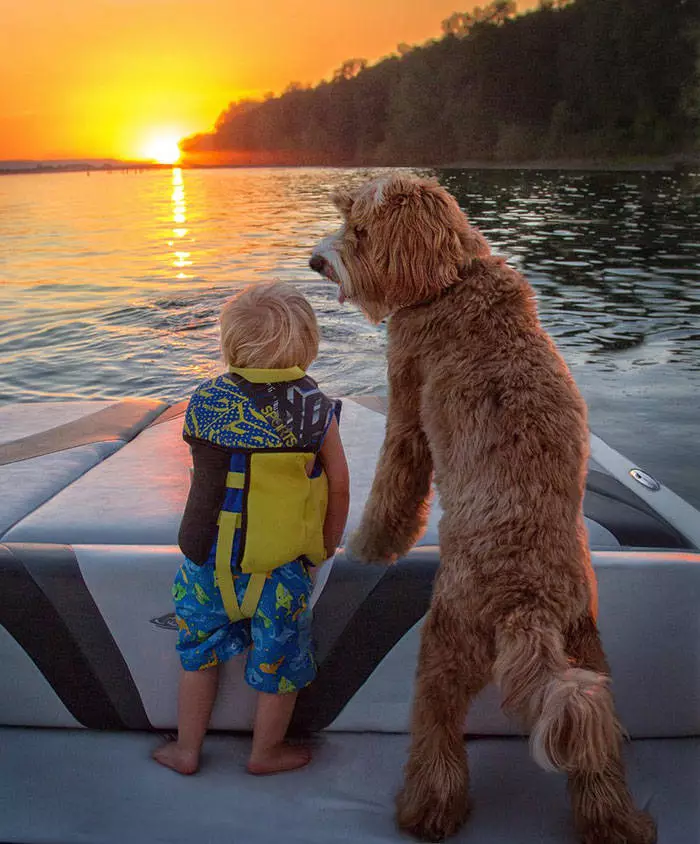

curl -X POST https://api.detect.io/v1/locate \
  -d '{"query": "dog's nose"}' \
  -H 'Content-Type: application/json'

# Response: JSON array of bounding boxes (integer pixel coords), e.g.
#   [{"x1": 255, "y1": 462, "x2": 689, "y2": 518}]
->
[{"x1": 309, "y1": 253, "x2": 325, "y2": 274}]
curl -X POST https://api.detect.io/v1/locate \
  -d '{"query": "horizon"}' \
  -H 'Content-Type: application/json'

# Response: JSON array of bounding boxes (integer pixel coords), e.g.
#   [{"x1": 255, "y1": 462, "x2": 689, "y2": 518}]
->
[{"x1": 1, "y1": 0, "x2": 540, "y2": 163}]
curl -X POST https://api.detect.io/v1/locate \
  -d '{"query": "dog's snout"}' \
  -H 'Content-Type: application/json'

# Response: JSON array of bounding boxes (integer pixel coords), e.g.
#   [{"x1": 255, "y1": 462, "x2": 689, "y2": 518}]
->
[{"x1": 309, "y1": 253, "x2": 326, "y2": 274}]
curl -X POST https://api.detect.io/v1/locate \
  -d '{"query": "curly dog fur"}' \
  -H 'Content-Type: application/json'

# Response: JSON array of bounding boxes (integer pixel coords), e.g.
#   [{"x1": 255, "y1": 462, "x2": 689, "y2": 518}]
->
[{"x1": 310, "y1": 174, "x2": 656, "y2": 844}]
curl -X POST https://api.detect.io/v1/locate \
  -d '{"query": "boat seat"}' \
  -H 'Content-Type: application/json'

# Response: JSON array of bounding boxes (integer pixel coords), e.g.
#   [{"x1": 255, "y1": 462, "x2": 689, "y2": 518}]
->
[
  {"x1": 1, "y1": 729, "x2": 695, "y2": 844},
  {"x1": 0, "y1": 545, "x2": 697, "y2": 738},
  {"x1": 1, "y1": 398, "x2": 620, "y2": 549},
  {"x1": 0, "y1": 546, "x2": 698, "y2": 844},
  {"x1": 0, "y1": 400, "x2": 166, "y2": 540}
]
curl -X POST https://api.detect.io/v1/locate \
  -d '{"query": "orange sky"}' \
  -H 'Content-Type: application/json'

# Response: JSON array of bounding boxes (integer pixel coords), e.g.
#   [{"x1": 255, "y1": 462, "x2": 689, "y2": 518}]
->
[{"x1": 0, "y1": 0, "x2": 538, "y2": 161}]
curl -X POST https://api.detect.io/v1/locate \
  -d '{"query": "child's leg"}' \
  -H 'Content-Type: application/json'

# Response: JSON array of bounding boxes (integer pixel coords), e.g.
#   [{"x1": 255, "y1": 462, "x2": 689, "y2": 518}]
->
[
  {"x1": 247, "y1": 690, "x2": 310, "y2": 775},
  {"x1": 155, "y1": 556, "x2": 251, "y2": 773},
  {"x1": 245, "y1": 560, "x2": 317, "y2": 775},
  {"x1": 153, "y1": 664, "x2": 220, "y2": 774}
]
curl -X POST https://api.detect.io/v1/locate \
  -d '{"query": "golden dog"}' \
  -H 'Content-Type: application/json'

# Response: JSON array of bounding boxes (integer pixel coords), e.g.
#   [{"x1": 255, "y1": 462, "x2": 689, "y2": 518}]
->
[{"x1": 310, "y1": 174, "x2": 656, "y2": 844}]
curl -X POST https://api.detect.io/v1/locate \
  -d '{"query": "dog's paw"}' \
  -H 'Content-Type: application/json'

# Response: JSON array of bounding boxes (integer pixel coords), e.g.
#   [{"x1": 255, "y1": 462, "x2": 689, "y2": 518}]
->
[
  {"x1": 346, "y1": 529, "x2": 398, "y2": 566},
  {"x1": 578, "y1": 809, "x2": 657, "y2": 844},
  {"x1": 396, "y1": 776, "x2": 470, "y2": 842}
]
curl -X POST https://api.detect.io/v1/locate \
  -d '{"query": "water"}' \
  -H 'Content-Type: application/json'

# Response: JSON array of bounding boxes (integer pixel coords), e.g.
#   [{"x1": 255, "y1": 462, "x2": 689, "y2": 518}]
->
[{"x1": 1, "y1": 167, "x2": 699, "y2": 505}]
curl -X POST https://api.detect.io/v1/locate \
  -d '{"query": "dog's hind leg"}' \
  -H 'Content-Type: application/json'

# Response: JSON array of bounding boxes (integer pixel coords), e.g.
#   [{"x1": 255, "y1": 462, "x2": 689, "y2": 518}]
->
[
  {"x1": 396, "y1": 600, "x2": 491, "y2": 842},
  {"x1": 565, "y1": 615, "x2": 657, "y2": 844}
]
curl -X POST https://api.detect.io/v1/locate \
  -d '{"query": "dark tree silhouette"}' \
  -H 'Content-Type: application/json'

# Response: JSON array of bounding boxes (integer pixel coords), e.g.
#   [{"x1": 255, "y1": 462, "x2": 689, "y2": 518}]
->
[
  {"x1": 333, "y1": 58, "x2": 368, "y2": 81},
  {"x1": 181, "y1": 0, "x2": 699, "y2": 166}
]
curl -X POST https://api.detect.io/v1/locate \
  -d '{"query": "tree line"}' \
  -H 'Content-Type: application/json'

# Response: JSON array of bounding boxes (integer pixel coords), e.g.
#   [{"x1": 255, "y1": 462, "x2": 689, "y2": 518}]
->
[{"x1": 182, "y1": 0, "x2": 699, "y2": 166}]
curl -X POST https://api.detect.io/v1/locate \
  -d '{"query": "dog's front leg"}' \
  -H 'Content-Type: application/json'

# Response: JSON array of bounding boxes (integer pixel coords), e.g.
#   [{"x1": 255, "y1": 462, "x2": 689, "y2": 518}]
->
[{"x1": 348, "y1": 345, "x2": 432, "y2": 564}]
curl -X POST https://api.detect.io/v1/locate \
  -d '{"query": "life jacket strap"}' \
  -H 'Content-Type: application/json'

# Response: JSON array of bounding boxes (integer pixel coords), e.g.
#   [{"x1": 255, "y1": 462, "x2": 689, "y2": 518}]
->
[
  {"x1": 216, "y1": 467, "x2": 267, "y2": 622},
  {"x1": 216, "y1": 511, "x2": 243, "y2": 621},
  {"x1": 226, "y1": 471, "x2": 245, "y2": 489},
  {"x1": 239, "y1": 572, "x2": 267, "y2": 619}
]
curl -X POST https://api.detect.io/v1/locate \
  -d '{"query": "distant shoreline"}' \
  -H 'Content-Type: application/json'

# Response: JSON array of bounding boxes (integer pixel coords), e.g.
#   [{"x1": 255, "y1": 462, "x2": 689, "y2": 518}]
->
[
  {"x1": 0, "y1": 161, "x2": 173, "y2": 177},
  {"x1": 1, "y1": 154, "x2": 698, "y2": 177},
  {"x1": 438, "y1": 156, "x2": 699, "y2": 172}
]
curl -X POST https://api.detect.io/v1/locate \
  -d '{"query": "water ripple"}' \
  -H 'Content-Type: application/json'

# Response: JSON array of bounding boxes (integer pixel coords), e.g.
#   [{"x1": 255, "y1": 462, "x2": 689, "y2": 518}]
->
[{"x1": 0, "y1": 166, "x2": 698, "y2": 404}]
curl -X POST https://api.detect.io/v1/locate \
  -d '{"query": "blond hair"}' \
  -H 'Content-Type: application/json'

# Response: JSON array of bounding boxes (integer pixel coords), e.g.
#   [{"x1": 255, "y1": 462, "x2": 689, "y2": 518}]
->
[{"x1": 219, "y1": 282, "x2": 319, "y2": 370}]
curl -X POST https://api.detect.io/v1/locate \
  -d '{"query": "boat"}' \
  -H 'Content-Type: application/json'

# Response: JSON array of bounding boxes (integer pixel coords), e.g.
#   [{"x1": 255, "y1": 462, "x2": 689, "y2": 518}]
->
[{"x1": 1, "y1": 395, "x2": 698, "y2": 843}]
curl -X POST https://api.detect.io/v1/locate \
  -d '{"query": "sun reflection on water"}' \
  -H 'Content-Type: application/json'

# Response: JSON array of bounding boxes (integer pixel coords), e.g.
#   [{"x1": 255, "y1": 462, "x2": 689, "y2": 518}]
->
[{"x1": 170, "y1": 167, "x2": 191, "y2": 277}]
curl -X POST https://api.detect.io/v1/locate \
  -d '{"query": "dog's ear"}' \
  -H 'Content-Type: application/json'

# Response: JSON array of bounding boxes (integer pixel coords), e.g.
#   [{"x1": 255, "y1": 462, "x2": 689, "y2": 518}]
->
[
  {"x1": 371, "y1": 177, "x2": 489, "y2": 309},
  {"x1": 331, "y1": 188, "x2": 354, "y2": 217},
  {"x1": 370, "y1": 174, "x2": 427, "y2": 211}
]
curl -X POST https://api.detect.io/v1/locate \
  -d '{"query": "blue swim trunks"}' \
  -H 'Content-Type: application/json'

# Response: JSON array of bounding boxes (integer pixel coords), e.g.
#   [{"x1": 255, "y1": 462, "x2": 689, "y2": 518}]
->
[{"x1": 171, "y1": 557, "x2": 316, "y2": 694}]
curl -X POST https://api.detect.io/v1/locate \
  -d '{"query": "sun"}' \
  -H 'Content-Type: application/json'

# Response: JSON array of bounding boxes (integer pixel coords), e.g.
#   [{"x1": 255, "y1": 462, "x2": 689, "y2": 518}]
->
[{"x1": 141, "y1": 132, "x2": 182, "y2": 165}]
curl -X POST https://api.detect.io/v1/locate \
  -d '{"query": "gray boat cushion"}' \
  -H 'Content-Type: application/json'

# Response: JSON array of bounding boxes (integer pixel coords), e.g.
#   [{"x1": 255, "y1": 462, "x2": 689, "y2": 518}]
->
[
  {"x1": 318, "y1": 551, "x2": 700, "y2": 738},
  {"x1": 342, "y1": 400, "x2": 618, "y2": 548},
  {"x1": 71, "y1": 544, "x2": 257, "y2": 731},
  {"x1": 348, "y1": 398, "x2": 691, "y2": 550},
  {"x1": 0, "y1": 544, "x2": 150, "y2": 730},
  {"x1": 3, "y1": 417, "x2": 192, "y2": 545},
  {"x1": 0, "y1": 626, "x2": 80, "y2": 728},
  {"x1": 146, "y1": 398, "x2": 188, "y2": 426},
  {"x1": 0, "y1": 398, "x2": 167, "y2": 466},
  {"x1": 1, "y1": 544, "x2": 693, "y2": 736},
  {"x1": 0, "y1": 729, "x2": 695, "y2": 844},
  {"x1": 0, "y1": 443, "x2": 122, "y2": 539},
  {"x1": 0, "y1": 401, "x2": 114, "y2": 446},
  {"x1": 2, "y1": 399, "x2": 617, "y2": 548}
]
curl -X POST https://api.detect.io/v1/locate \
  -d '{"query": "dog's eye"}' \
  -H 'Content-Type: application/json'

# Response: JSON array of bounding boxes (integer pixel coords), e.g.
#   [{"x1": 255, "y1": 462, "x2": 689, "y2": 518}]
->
[{"x1": 353, "y1": 226, "x2": 366, "y2": 239}]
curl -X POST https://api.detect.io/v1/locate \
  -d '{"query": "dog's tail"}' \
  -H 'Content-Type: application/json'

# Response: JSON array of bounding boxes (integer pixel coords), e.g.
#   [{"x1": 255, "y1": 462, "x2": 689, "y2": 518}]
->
[{"x1": 493, "y1": 621, "x2": 619, "y2": 774}]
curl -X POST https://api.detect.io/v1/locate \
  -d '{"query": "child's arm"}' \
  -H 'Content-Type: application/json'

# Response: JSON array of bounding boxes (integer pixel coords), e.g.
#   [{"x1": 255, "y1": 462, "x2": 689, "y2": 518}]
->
[{"x1": 319, "y1": 416, "x2": 350, "y2": 559}]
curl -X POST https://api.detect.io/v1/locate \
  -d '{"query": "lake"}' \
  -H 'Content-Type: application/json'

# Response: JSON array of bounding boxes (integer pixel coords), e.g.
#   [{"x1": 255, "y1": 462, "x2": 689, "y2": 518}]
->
[{"x1": 1, "y1": 166, "x2": 698, "y2": 505}]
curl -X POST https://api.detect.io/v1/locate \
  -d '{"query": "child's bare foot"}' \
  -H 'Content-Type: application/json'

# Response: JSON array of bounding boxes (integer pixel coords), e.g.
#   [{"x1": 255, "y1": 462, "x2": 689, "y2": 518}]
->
[
  {"x1": 152, "y1": 741, "x2": 200, "y2": 775},
  {"x1": 247, "y1": 742, "x2": 311, "y2": 775}
]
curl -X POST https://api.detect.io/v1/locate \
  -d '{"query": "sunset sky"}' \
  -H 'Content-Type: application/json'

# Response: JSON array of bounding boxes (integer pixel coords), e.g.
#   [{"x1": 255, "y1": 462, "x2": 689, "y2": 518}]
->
[{"x1": 1, "y1": 0, "x2": 539, "y2": 162}]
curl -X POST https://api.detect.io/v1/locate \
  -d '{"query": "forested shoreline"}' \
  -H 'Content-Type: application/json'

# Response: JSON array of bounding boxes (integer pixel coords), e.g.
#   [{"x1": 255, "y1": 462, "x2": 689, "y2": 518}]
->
[{"x1": 182, "y1": 0, "x2": 699, "y2": 167}]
